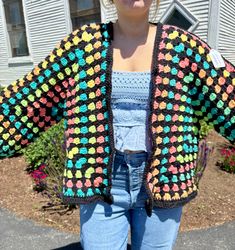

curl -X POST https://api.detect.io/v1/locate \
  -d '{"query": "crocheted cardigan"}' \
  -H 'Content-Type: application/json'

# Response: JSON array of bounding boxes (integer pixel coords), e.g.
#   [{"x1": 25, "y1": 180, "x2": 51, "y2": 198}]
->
[{"x1": 0, "y1": 21, "x2": 234, "y2": 216}]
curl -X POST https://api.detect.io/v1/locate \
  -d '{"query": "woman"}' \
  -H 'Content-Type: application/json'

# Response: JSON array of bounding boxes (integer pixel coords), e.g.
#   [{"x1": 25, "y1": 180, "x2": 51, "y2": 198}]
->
[
  {"x1": 79, "y1": 0, "x2": 184, "y2": 249},
  {"x1": 0, "y1": 0, "x2": 234, "y2": 249}
]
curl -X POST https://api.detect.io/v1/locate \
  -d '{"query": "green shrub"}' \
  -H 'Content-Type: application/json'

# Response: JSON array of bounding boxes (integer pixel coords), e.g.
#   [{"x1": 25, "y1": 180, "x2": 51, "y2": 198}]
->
[
  {"x1": 22, "y1": 119, "x2": 65, "y2": 171},
  {"x1": 199, "y1": 120, "x2": 214, "y2": 139},
  {"x1": 22, "y1": 120, "x2": 74, "y2": 212}
]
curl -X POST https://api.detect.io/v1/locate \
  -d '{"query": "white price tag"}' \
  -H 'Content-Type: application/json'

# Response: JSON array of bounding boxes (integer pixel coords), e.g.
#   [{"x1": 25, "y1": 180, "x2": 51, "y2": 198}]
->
[{"x1": 209, "y1": 49, "x2": 225, "y2": 68}]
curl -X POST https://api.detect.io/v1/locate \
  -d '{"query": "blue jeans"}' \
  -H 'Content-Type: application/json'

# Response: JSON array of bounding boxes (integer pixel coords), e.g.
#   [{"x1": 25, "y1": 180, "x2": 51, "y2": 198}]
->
[{"x1": 80, "y1": 149, "x2": 183, "y2": 250}]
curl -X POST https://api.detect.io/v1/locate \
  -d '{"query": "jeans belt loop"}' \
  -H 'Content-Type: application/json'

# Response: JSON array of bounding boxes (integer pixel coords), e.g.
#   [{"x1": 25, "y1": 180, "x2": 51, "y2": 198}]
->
[{"x1": 145, "y1": 198, "x2": 153, "y2": 217}]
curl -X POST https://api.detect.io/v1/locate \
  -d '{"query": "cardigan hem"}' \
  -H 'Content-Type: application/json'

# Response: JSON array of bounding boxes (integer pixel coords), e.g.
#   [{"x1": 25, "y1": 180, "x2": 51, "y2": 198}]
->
[
  {"x1": 60, "y1": 193, "x2": 114, "y2": 206},
  {"x1": 60, "y1": 189, "x2": 198, "y2": 208}
]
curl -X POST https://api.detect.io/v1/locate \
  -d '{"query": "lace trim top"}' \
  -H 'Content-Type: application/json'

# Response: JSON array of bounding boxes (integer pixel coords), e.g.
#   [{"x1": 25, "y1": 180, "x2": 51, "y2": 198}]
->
[{"x1": 111, "y1": 70, "x2": 152, "y2": 152}]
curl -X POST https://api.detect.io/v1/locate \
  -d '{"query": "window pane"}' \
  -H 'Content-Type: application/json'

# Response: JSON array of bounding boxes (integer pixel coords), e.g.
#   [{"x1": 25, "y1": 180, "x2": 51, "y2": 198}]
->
[
  {"x1": 77, "y1": 0, "x2": 94, "y2": 10},
  {"x1": 3, "y1": 0, "x2": 29, "y2": 57},
  {"x1": 69, "y1": 0, "x2": 101, "y2": 30},
  {"x1": 165, "y1": 9, "x2": 192, "y2": 30}
]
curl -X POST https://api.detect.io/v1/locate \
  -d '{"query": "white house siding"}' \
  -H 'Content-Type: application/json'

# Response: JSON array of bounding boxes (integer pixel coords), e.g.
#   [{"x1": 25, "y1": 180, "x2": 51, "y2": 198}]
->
[
  {"x1": 0, "y1": 0, "x2": 69, "y2": 86},
  {"x1": 1, "y1": 1, "x2": 234, "y2": 86},
  {"x1": 25, "y1": 0, "x2": 69, "y2": 63},
  {"x1": 101, "y1": 0, "x2": 210, "y2": 41},
  {"x1": 217, "y1": 0, "x2": 235, "y2": 64}
]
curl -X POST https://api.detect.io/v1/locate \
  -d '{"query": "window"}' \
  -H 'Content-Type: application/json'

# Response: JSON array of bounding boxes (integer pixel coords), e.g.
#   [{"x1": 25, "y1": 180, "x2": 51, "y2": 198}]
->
[
  {"x1": 165, "y1": 9, "x2": 192, "y2": 30},
  {"x1": 159, "y1": 0, "x2": 199, "y2": 32},
  {"x1": 3, "y1": 0, "x2": 29, "y2": 57},
  {"x1": 69, "y1": 0, "x2": 101, "y2": 29}
]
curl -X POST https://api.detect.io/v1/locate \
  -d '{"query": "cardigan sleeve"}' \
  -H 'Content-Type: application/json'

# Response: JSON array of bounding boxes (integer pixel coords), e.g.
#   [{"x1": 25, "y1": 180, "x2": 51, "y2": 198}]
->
[
  {"x1": 0, "y1": 29, "x2": 80, "y2": 159},
  {"x1": 187, "y1": 32, "x2": 235, "y2": 144}
]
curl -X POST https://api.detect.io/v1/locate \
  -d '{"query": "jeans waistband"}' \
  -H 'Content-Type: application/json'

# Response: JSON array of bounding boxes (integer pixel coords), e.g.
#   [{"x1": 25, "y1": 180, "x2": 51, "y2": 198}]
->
[{"x1": 114, "y1": 148, "x2": 148, "y2": 156}]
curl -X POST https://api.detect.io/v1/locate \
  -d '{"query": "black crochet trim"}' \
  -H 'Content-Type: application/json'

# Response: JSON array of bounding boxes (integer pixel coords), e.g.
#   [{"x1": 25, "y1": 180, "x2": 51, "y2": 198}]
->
[
  {"x1": 101, "y1": 21, "x2": 115, "y2": 203},
  {"x1": 60, "y1": 188, "x2": 197, "y2": 208},
  {"x1": 142, "y1": 21, "x2": 163, "y2": 217},
  {"x1": 60, "y1": 192, "x2": 114, "y2": 206}
]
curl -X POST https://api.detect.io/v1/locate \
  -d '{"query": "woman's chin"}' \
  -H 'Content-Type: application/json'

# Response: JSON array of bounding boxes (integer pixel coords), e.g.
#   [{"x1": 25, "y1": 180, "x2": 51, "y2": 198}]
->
[
  {"x1": 121, "y1": 0, "x2": 149, "y2": 8},
  {"x1": 115, "y1": 0, "x2": 152, "y2": 15},
  {"x1": 124, "y1": 3, "x2": 149, "y2": 13}
]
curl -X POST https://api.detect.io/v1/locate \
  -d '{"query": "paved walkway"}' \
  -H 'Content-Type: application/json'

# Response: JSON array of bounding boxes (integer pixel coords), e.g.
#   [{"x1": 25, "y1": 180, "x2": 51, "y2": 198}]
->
[{"x1": 0, "y1": 207, "x2": 234, "y2": 250}]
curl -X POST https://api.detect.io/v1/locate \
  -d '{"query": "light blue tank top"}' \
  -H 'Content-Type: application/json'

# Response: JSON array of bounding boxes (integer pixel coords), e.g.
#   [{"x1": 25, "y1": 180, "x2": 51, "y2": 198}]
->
[{"x1": 111, "y1": 70, "x2": 152, "y2": 153}]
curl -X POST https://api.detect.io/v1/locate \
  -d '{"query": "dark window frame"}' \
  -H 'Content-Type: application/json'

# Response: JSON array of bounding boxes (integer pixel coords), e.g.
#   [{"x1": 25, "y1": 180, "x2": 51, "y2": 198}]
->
[
  {"x1": 159, "y1": 0, "x2": 199, "y2": 32},
  {"x1": 69, "y1": 0, "x2": 101, "y2": 29},
  {"x1": 165, "y1": 8, "x2": 192, "y2": 30},
  {"x1": 3, "y1": 0, "x2": 29, "y2": 57}
]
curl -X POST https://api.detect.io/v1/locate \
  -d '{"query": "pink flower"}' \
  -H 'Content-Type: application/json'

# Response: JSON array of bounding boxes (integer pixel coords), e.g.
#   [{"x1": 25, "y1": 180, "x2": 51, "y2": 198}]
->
[
  {"x1": 220, "y1": 149, "x2": 227, "y2": 156},
  {"x1": 229, "y1": 160, "x2": 235, "y2": 166},
  {"x1": 226, "y1": 149, "x2": 231, "y2": 157}
]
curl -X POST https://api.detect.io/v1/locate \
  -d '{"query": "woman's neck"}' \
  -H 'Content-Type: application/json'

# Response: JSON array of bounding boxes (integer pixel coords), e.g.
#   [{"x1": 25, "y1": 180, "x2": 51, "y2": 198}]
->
[{"x1": 114, "y1": 14, "x2": 151, "y2": 40}]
